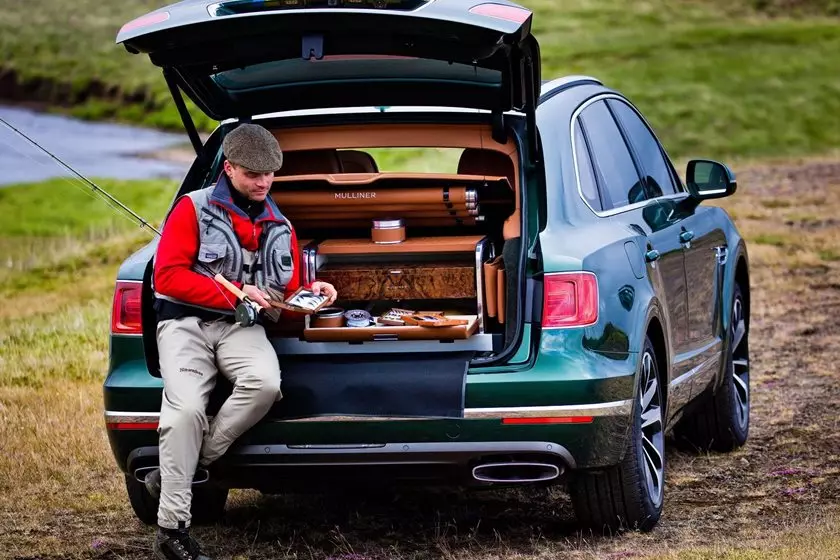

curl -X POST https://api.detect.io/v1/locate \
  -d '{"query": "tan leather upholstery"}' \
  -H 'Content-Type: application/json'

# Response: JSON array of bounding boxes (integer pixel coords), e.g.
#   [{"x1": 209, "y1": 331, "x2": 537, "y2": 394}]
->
[
  {"x1": 316, "y1": 236, "x2": 485, "y2": 255},
  {"x1": 273, "y1": 172, "x2": 508, "y2": 186},
  {"x1": 457, "y1": 148, "x2": 516, "y2": 187},
  {"x1": 276, "y1": 149, "x2": 342, "y2": 176},
  {"x1": 338, "y1": 150, "x2": 378, "y2": 173},
  {"x1": 265, "y1": 124, "x2": 522, "y2": 239}
]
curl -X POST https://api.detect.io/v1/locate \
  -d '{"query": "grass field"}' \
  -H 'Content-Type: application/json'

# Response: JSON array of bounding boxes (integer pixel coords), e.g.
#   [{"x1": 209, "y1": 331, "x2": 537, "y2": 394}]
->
[
  {"x1": 1, "y1": 0, "x2": 839, "y2": 159},
  {"x1": 1, "y1": 158, "x2": 840, "y2": 558}
]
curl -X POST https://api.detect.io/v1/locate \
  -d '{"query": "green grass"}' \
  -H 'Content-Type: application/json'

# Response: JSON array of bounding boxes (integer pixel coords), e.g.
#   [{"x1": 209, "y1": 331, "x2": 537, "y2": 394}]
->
[
  {"x1": 0, "y1": 178, "x2": 174, "y2": 237},
  {"x1": 0, "y1": 178, "x2": 173, "y2": 285},
  {"x1": 366, "y1": 148, "x2": 464, "y2": 173},
  {"x1": 752, "y1": 232, "x2": 791, "y2": 246},
  {"x1": 1, "y1": 0, "x2": 839, "y2": 160},
  {"x1": 818, "y1": 248, "x2": 840, "y2": 261}
]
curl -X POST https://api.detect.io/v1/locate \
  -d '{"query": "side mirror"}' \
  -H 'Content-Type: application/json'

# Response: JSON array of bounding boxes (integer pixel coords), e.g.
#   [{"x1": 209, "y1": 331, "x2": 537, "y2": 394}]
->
[{"x1": 686, "y1": 159, "x2": 736, "y2": 200}]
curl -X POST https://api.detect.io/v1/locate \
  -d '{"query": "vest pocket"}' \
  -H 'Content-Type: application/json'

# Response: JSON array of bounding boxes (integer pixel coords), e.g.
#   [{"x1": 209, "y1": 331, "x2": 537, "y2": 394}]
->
[
  {"x1": 198, "y1": 243, "x2": 227, "y2": 264},
  {"x1": 271, "y1": 247, "x2": 294, "y2": 288}
]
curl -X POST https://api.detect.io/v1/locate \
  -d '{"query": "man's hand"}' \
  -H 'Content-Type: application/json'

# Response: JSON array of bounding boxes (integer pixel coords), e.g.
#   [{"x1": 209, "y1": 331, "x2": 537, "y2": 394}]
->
[
  {"x1": 310, "y1": 281, "x2": 338, "y2": 305},
  {"x1": 242, "y1": 284, "x2": 271, "y2": 308}
]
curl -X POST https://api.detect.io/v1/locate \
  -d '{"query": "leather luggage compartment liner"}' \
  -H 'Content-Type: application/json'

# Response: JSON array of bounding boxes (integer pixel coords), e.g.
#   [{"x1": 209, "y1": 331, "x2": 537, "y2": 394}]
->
[{"x1": 270, "y1": 172, "x2": 513, "y2": 226}]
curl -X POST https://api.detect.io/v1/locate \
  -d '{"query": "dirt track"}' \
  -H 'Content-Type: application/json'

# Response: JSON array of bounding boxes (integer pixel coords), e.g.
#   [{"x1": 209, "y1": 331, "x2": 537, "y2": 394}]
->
[{"x1": 4, "y1": 158, "x2": 840, "y2": 559}]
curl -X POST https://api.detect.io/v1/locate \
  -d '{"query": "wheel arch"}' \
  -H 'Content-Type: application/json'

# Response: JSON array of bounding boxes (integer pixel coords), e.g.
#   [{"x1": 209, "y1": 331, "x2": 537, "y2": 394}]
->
[
  {"x1": 735, "y1": 254, "x2": 750, "y2": 332},
  {"x1": 644, "y1": 313, "x2": 669, "y2": 420}
]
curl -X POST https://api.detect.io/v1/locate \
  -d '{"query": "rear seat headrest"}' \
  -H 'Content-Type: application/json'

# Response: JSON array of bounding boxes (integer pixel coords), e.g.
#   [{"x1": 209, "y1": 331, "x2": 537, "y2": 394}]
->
[
  {"x1": 275, "y1": 149, "x2": 343, "y2": 176},
  {"x1": 338, "y1": 150, "x2": 378, "y2": 173},
  {"x1": 457, "y1": 148, "x2": 515, "y2": 187}
]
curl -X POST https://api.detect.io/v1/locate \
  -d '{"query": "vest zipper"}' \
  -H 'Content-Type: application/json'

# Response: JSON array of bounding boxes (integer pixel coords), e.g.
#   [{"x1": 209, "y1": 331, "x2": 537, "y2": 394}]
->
[{"x1": 201, "y1": 209, "x2": 243, "y2": 282}]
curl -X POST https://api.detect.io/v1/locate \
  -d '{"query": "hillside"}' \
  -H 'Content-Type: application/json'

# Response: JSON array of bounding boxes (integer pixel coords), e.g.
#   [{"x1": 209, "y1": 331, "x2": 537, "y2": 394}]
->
[{"x1": 0, "y1": 0, "x2": 838, "y2": 159}]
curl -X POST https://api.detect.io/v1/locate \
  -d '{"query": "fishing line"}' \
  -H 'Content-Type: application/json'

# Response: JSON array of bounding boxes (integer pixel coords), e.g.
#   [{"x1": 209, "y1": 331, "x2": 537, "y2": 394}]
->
[
  {"x1": 0, "y1": 115, "x2": 240, "y2": 312},
  {"x1": 0, "y1": 133, "x2": 127, "y2": 219},
  {"x1": 0, "y1": 116, "x2": 162, "y2": 236}
]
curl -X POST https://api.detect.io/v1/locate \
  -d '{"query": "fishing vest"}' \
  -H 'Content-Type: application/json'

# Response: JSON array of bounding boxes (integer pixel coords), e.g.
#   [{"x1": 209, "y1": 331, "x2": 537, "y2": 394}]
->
[{"x1": 154, "y1": 178, "x2": 294, "y2": 316}]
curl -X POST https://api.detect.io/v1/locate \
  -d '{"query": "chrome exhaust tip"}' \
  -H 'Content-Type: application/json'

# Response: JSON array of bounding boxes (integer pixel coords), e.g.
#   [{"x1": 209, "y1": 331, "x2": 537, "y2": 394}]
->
[
  {"x1": 132, "y1": 466, "x2": 210, "y2": 485},
  {"x1": 472, "y1": 462, "x2": 562, "y2": 484}
]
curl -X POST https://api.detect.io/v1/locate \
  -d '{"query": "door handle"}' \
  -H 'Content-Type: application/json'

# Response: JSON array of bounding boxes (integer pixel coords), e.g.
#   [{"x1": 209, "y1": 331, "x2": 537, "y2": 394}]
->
[
  {"x1": 645, "y1": 249, "x2": 661, "y2": 263},
  {"x1": 680, "y1": 230, "x2": 695, "y2": 244}
]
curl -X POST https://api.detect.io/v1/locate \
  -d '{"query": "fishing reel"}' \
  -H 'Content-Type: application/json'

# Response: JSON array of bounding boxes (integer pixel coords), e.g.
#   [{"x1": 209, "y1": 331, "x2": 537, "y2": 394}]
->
[{"x1": 234, "y1": 299, "x2": 261, "y2": 328}]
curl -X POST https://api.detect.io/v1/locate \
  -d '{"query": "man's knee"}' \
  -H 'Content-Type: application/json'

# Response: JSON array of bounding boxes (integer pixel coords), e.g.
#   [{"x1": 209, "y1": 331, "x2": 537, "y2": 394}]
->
[
  {"x1": 160, "y1": 396, "x2": 208, "y2": 432},
  {"x1": 240, "y1": 370, "x2": 281, "y2": 403}
]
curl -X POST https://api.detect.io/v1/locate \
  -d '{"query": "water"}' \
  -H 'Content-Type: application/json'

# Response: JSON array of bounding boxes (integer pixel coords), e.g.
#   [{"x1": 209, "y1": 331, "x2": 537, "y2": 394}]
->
[{"x1": 0, "y1": 105, "x2": 192, "y2": 186}]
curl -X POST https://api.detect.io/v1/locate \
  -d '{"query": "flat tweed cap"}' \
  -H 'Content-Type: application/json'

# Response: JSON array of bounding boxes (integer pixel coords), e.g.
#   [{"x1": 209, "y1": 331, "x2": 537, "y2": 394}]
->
[{"x1": 223, "y1": 124, "x2": 283, "y2": 173}]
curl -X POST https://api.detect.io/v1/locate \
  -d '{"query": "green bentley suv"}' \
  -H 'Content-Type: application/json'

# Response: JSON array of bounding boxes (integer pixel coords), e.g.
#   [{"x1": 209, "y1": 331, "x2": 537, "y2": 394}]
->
[{"x1": 105, "y1": 0, "x2": 751, "y2": 533}]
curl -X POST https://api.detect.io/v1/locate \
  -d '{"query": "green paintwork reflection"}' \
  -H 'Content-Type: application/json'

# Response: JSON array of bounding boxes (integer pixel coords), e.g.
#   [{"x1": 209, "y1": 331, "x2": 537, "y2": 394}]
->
[
  {"x1": 507, "y1": 323, "x2": 532, "y2": 364},
  {"x1": 583, "y1": 323, "x2": 630, "y2": 356}
]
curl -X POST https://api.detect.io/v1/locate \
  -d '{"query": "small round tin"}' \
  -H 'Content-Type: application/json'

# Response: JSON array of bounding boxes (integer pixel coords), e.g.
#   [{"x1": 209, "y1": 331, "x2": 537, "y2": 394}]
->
[
  {"x1": 311, "y1": 307, "x2": 345, "y2": 328},
  {"x1": 371, "y1": 218, "x2": 405, "y2": 244}
]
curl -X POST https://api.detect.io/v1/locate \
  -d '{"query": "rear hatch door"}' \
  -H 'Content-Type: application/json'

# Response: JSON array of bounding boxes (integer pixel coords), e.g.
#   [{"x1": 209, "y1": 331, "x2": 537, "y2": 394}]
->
[{"x1": 117, "y1": 0, "x2": 541, "y2": 120}]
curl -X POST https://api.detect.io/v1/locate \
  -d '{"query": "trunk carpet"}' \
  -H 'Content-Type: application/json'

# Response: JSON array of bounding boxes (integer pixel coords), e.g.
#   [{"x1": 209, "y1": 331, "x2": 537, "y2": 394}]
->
[{"x1": 270, "y1": 352, "x2": 473, "y2": 419}]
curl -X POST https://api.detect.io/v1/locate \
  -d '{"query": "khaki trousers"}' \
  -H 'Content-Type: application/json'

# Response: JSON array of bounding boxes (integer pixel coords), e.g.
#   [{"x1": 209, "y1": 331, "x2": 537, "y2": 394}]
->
[{"x1": 155, "y1": 317, "x2": 282, "y2": 529}]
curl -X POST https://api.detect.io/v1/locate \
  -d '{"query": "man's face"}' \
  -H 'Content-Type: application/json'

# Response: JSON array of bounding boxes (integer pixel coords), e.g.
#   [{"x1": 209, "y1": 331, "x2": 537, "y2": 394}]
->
[{"x1": 224, "y1": 160, "x2": 274, "y2": 202}]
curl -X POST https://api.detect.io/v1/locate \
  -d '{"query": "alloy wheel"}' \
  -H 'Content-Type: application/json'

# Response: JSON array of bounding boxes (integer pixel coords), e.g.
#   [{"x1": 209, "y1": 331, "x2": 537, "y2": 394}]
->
[
  {"x1": 639, "y1": 351, "x2": 665, "y2": 507},
  {"x1": 731, "y1": 295, "x2": 750, "y2": 430}
]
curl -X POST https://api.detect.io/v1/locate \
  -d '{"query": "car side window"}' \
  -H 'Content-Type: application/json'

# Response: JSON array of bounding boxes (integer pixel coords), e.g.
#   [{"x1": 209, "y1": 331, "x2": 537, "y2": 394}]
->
[
  {"x1": 573, "y1": 120, "x2": 603, "y2": 212},
  {"x1": 579, "y1": 101, "x2": 644, "y2": 211},
  {"x1": 608, "y1": 100, "x2": 677, "y2": 197}
]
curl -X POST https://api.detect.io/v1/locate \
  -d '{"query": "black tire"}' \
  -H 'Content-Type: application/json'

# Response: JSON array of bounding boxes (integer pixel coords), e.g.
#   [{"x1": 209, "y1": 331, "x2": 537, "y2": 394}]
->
[
  {"x1": 569, "y1": 336, "x2": 665, "y2": 533},
  {"x1": 125, "y1": 474, "x2": 159, "y2": 526},
  {"x1": 124, "y1": 473, "x2": 229, "y2": 526},
  {"x1": 675, "y1": 283, "x2": 749, "y2": 452}
]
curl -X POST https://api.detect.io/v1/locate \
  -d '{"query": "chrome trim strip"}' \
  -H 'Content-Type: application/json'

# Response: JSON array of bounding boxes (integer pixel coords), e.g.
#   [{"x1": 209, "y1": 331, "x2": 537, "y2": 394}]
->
[
  {"x1": 104, "y1": 412, "x2": 160, "y2": 423},
  {"x1": 464, "y1": 400, "x2": 632, "y2": 419},
  {"x1": 475, "y1": 236, "x2": 488, "y2": 333},
  {"x1": 105, "y1": 400, "x2": 632, "y2": 425},
  {"x1": 281, "y1": 416, "x2": 431, "y2": 423},
  {"x1": 540, "y1": 75, "x2": 603, "y2": 96},
  {"x1": 269, "y1": 334, "x2": 494, "y2": 355},
  {"x1": 670, "y1": 345, "x2": 720, "y2": 388},
  {"x1": 570, "y1": 93, "x2": 687, "y2": 218}
]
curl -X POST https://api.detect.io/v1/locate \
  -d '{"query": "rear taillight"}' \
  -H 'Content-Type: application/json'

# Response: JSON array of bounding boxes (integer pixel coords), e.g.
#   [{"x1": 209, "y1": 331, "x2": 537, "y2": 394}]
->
[
  {"x1": 542, "y1": 272, "x2": 598, "y2": 328},
  {"x1": 468, "y1": 3, "x2": 531, "y2": 23},
  {"x1": 106, "y1": 422, "x2": 159, "y2": 431},
  {"x1": 119, "y1": 11, "x2": 170, "y2": 34},
  {"x1": 111, "y1": 281, "x2": 143, "y2": 335},
  {"x1": 502, "y1": 416, "x2": 594, "y2": 425}
]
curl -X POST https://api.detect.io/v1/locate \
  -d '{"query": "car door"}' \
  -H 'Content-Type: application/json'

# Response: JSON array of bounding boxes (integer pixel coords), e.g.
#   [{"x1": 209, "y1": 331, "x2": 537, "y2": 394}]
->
[
  {"x1": 607, "y1": 98, "x2": 723, "y2": 401},
  {"x1": 677, "y1": 207, "x2": 728, "y2": 395},
  {"x1": 575, "y1": 99, "x2": 692, "y2": 417}
]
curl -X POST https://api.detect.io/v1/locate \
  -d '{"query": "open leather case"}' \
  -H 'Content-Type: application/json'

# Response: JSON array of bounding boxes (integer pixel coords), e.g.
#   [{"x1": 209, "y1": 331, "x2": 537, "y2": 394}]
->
[{"x1": 263, "y1": 146, "x2": 518, "y2": 354}]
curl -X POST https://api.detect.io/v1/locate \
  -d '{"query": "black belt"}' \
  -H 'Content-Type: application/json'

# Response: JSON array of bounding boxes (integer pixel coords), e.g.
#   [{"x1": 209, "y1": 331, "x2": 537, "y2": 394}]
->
[{"x1": 154, "y1": 299, "x2": 235, "y2": 323}]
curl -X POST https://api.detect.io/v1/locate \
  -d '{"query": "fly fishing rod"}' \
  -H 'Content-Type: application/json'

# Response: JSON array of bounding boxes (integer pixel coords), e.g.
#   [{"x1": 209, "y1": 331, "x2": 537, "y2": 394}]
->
[{"x1": 0, "y1": 115, "x2": 267, "y2": 326}]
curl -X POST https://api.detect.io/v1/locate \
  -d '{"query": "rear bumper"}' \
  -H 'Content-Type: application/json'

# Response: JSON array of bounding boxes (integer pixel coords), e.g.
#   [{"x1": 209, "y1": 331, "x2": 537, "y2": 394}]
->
[
  {"x1": 105, "y1": 342, "x2": 639, "y2": 477},
  {"x1": 125, "y1": 440, "x2": 577, "y2": 490},
  {"x1": 106, "y1": 398, "x2": 633, "y2": 480}
]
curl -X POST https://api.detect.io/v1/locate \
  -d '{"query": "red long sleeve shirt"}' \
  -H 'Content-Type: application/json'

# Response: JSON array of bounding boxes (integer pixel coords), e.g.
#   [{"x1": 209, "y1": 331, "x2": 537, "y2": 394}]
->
[{"x1": 154, "y1": 196, "x2": 303, "y2": 312}]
